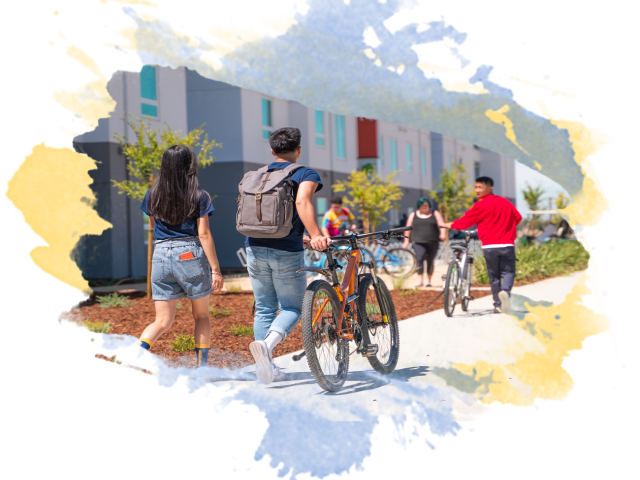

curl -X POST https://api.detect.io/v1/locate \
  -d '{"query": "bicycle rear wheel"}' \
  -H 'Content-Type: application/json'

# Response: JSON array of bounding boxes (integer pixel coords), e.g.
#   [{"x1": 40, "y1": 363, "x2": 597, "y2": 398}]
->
[
  {"x1": 356, "y1": 276, "x2": 400, "y2": 374},
  {"x1": 443, "y1": 260, "x2": 459, "y2": 317},
  {"x1": 381, "y1": 248, "x2": 417, "y2": 277},
  {"x1": 300, "y1": 280, "x2": 349, "y2": 392},
  {"x1": 461, "y1": 260, "x2": 473, "y2": 311}
]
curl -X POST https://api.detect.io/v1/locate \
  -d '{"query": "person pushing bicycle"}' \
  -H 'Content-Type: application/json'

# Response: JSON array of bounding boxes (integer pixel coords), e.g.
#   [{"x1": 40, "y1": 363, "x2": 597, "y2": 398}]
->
[{"x1": 443, "y1": 176, "x2": 522, "y2": 313}]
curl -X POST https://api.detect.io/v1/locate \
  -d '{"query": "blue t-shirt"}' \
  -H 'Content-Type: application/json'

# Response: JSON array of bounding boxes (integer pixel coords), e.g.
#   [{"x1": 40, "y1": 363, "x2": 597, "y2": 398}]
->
[
  {"x1": 141, "y1": 188, "x2": 214, "y2": 241},
  {"x1": 245, "y1": 161, "x2": 323, "y2": 252}
]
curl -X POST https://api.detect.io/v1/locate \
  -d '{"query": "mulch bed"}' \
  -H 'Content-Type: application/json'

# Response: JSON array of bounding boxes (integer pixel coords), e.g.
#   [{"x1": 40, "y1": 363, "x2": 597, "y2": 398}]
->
[{"x1": 62, "y1": 288, "x2": 493, "y2": 370}]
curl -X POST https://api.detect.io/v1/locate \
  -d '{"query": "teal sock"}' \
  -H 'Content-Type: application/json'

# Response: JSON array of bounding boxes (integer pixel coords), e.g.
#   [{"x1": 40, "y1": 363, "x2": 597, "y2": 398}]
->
[
  {"x1": 195, "y1": 345, "x2": 210, "y2": 368},
  {"x1": 136, "y1": 339, "x2": 151, "y2": 358}
]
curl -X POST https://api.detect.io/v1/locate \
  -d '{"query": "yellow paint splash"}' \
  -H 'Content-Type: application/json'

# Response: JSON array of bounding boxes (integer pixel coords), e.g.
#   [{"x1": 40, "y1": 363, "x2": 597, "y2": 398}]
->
[
  {"x1": 534, "y1": 161, "x2": 542, "y2": 171},
  {"x1": 364, "y1": 48, "x2": 376, "y2": 60},
  {"x1": 6, "y1": 145, "x2": 112, "y2": 294},
  {"x1": 485, "y1": 105, "x2": 530, "y2": 155},
  {"x1": 442, "y1": 78, "x2": 487, "y2": 93},
  {"x1": 418, "y1": 60, "x2": 466, "y2": 73},
  {"x1": 502, "y1": 73, "x2": 577, "y2": 100},
  {"x1": 53, "y1": 46, "x2": 115, "y2": 128},
  {"x1": 100, "y1": 0, "x2": 156, "y2": 6}
]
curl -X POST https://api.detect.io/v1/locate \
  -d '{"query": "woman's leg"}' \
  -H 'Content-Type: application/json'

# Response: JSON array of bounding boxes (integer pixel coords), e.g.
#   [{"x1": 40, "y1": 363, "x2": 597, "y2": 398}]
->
[
  {"x1": 413, "y1": 243, "x2": 427, "y2": 286},
  {"x1": 139, "y1": 299, "x2": 178, "y2": 346},
  {"x1": 191, "y1": 295, "x2": 212, "y2": 367},
  {"x1": 425, "y1": 242, "x2": 439, "y2": 285}
]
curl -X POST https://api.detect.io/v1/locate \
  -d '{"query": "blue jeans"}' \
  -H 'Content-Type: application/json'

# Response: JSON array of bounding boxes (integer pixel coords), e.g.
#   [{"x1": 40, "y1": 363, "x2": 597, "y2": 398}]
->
[
  {"x1": 483, "y1": 246, "x2": 516, "y2": 307},
  {"x1": 246, "y1": 247, "x2": 306, "y2": 341}
]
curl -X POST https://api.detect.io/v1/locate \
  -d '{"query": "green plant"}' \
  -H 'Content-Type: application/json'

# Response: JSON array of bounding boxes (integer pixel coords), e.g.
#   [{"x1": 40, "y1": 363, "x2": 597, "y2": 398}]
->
[
  {"x1": 226, "y1": 284, "x2": 242, "y2": 293},
  {"x1": 209, "y1": 306, "x2": 232, "y2": 317},
  {"x1": 431, "y1": 164, "x2": 475, "y2": 224},
  {"x1": 522, "y1": 183, "x2": 546, "y2": 234},
  {"x1": 170, "y1": 334, "x2": 196, "y2": 352},
  {"x1": 555, "y1": 192, "x2": 571, "y2": 211},
  {"x1": 229, "y1": 324, "x2": 254, "y2": 336},
  {"x1": 391, "y1": 275, "x2": 409, "y2": 290},
  {"x1": 176, "y1": 301, "x2": 183, "y2": 310},
  {"x1": 96, "y1": 292, "x2": 132, "y2": 308},
  {"x1": 365, "y1": 303, "x2": 381, "y2": 314},
  {"x1": 398, "y1": 288, "x2": 419, "y2": 296},
  {"x1": 246, "y1": 298, "x2": 255, "y2": 307},
  {"x1": 333, "y1": 169, "x2": 403, "y2": 233},
  {"x1": 84, "y1": 320, "x2": 112, "y2": 333}
]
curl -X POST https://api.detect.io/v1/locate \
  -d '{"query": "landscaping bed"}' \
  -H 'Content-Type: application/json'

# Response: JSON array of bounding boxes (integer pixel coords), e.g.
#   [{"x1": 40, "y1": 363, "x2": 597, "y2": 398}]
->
[{"x1": 63, "y1": 288, "x2": 493, "y2": 370}]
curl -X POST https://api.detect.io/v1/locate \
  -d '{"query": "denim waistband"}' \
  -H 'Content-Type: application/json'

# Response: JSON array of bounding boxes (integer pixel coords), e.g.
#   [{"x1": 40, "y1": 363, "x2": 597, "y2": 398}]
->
[{"x1": 154, "y1": 236, "x2": 201, "y2": 247}]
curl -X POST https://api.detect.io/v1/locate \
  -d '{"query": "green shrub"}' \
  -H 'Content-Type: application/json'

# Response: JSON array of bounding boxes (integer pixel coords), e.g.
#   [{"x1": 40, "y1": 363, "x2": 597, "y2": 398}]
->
[
  {"x1": 96, "y1": 292, "x2": 132, "y2": 308},
  {"x1": 398, "y1": 288, "x2": 419, "y2": 296},
  {"x1": 84, "y1": 320, "x2": 112, "y2": 333},
  {"x1": 229, "y1": 324, "x2": 254, "y2": 336},
  {"x1": 170, "y1": 334, "x2": 196, "y2": 352},
  {"x1": 209, "y1": 306, "x2": 232, "y2": 317},
  {"x1": 474, "y1": 240, "x2": 589, "y2": 284}
]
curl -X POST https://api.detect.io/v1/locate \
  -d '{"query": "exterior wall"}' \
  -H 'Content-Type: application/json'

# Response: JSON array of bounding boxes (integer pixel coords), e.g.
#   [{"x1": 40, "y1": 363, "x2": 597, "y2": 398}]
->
[{"x1": 478, "y1": 147, "x2": 516, "y2": 203}]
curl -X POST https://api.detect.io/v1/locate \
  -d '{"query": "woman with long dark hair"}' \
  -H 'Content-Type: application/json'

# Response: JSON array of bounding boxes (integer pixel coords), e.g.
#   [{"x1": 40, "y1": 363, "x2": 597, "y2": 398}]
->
[
  {"x1": 402, "y1": 198, "x2": 446, "y2": 287},
  {"x1": 138, "y1": 145, "x2": 224, "y2": 368}
]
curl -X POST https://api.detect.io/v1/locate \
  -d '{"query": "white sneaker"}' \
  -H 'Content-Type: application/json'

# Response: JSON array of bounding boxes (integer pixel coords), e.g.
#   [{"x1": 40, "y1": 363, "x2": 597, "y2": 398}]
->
[
  {"x1": 498, "y1": 291, "x2": 511, "y2": 312},
  {"x1": 249, "y1": 341, "x2": 273, "y2": 384},
  {"x1": 272, "y1": 364, "x2": 287, "y2": 382}
]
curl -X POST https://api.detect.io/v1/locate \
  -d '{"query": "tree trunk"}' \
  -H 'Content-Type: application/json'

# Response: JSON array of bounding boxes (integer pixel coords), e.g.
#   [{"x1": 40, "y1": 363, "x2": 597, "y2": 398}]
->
[{"x1": 146, "y1": 174, "x2": 154, "y2": 299}]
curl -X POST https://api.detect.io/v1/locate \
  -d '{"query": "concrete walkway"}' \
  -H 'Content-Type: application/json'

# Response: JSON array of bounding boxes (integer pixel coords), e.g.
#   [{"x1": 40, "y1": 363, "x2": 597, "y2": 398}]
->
[{"x1": 202, "y1": 272, "x2": 583, "y2": 421}]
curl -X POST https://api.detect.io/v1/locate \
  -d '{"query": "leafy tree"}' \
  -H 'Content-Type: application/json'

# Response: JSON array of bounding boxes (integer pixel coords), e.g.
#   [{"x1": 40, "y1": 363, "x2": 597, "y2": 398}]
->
[
  {"x1": 111, "y1": 114, "x2": 222, "y2": 297},
  {"x1": 521, "y1": 183, "x2": 546, "y2": 234},
  {"x1": 333, "y1": 169, "x2": 403, "y2": 234},
  {"x1": 431, "y1": 164, "x2": 475, "y2": 224}
]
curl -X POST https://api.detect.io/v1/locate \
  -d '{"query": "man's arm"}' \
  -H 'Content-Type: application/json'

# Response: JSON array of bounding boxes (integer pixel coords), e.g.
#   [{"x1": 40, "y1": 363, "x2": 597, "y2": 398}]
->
[
  {"x1": 448, "y1": 202, "x2": 482, "y2": 230},
  {"x1": 296, "y1": 181, "x2": 331, "y2": 250}
]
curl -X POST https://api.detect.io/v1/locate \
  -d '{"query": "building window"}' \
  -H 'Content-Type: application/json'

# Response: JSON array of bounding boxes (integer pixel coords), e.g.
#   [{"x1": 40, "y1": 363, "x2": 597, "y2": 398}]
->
[
  {"x1": 421, "y1": 147, "x2": 426, "y2": 174},
  {"x1": 334, "y1": 115, "x2": 346, "y2": 159},
  {"x1": 316, "y1": 197, "x2": 328, "y2": 225},
  {"x1": 390, "y1": 139, "x2": 397, "y2": 171},
  {"x1": 140, "y1": 65, "x2": 158, "y2": 117},
  {"x1": 474, "y1": 161, "x2": 480, "y2": 179},
  {"x1": 388, "y1": 208, "x2": 399, "y2": 226},
  {"x1": 262, "y1": 98, "x2": 272, "y2": 139},
  {"x1": 406, "y1": 144, "x2": 412, "y2": 172},
  {"x1": 315, "y1": 110, "x2": 325, "y2": 146}
]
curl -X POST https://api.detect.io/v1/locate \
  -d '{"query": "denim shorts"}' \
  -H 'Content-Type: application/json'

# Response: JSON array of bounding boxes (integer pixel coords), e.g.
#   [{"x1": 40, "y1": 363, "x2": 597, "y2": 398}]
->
[{"x1": 151, "y1": 236, "x2": 213, "y2": 301}]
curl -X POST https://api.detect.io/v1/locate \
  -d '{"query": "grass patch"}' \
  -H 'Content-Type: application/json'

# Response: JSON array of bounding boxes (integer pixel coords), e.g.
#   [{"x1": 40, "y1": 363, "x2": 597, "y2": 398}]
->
[
  {"x1": 474, "y1": 240, "x2": 589, "y2": 284},
  {"x1": 170, "y1": 334, "x2": 196, "y2": 352},
  {"x1": 365, "y1": 302, "x2": 381, "y2": 314},
  {"x1": 226, "y1": 284, "x2": 242, "y2": 293},
  {"x1": 391, "y1": 275, "x2": 409, "y2": 290},
  {"x1": 84, "y1": 320, "x2": 112, "y2": 333},
  {"x1": 398, "y1": 288, "x2": 419, "y2": 296},
  {"x1": 175, "y1": 301, "x2": 183, "y2": 310},
  {"x1": 96, "y1": 292, "x2": 132, "y2": 309},
  {"x1": 229, "y1": 324, "x2": 254, "y2": 336},
  {"x1": 209, "y1": 306, "x2": 233, "y2": 317}
]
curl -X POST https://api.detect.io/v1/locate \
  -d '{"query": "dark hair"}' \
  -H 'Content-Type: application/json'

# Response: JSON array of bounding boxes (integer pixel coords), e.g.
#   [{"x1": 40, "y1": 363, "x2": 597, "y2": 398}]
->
[
  {"x1": 475, "y1": 176, "x2": 494, "y2": 187},
  {"x1": 330, "y1": 196, "x2": 343, "y2": 205},
  {"x1": 417, "y1": 197, "x2": 432, "y2": 210},
  {"x1": 269, "y1": 127, "x2": 301, "y2": 154},
  {"x1": 148, "y1": 145, "x2": 208, "y2": 225}
]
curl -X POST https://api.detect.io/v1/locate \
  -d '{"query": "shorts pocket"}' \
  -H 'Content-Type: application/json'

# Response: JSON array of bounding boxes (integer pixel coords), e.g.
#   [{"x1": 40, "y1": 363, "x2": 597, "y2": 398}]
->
[
  {"x1": 151, "y1": 258, "x2": 165, "y2": 282},
  {"x1": 177, "y1": 256, "x2": 204, "y2": 281}
]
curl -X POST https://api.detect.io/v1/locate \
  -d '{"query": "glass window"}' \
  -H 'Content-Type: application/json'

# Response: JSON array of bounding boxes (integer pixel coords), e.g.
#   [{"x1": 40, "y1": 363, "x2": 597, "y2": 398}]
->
[
  {"x1": 390, "y1": 139, "x2": 397, "y2": 171},
  {"x1": 262, "y1": 98, "x2": 272, "y2": 140},
  {"x1": 315, "y1": 110, "x2": 325, "y2": 146},
  {"x1": 388, "y1": 208, "x2": 399, "y2": 226},
  {"x1": 335, "y1": 115, "x2": 345, "y2": 159},
  {"x1": 474, "y1": 161, "x2": 480, "y2": 179},
  {"x1": 421, "y1": 147, "x2": 426, "y2": 174},
  {"x1": 406, "y1": 144, "x2": 412, "y2": 172},
  {"x1": 316, "y1": 197, "x2": 328, "y2": 224},
  {"x1": 140, "y1": 66, "x2": 158, "y2": 117}
]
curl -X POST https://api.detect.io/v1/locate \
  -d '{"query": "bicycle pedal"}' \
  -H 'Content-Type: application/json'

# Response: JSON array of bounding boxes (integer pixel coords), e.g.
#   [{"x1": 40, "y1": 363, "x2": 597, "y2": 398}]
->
[
  {"x1": 464, "y1": 295, "x2": 475, "y2": 300},
  {"x1": 360, "y1": 344, "x2": 378, "y2": 357}
]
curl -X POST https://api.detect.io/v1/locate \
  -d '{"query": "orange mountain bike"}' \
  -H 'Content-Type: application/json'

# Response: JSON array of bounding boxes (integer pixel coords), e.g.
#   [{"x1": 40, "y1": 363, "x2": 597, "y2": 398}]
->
[{"x1": 294, "y1": 227, "x2": 411, "y2": 392}]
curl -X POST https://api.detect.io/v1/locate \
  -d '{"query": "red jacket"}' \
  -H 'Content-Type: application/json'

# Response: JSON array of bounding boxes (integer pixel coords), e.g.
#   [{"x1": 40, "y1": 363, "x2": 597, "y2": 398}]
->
[{"x1": 451, "y1": 194, "x2": 522, "y2": 246}]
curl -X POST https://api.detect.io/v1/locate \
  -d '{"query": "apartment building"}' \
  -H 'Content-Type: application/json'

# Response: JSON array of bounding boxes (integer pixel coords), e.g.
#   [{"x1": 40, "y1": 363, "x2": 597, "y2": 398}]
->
[{"x1": 73, "y1": 66, "x2": 516, "y2": 279}]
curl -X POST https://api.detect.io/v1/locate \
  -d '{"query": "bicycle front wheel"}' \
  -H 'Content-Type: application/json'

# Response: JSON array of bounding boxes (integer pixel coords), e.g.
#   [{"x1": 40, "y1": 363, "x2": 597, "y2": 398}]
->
[
  {"x1": 461, "y1": 260, "x2": 473, "y2": 311},
  {"x1": 443, "y1": 260, "x2": 459, "y2": 317},
  {"x1": 301, "y1": 280, "x2": 349, "y2": 392},
  {"x1": 356, "y1": 275, "x2": 400, "y2": 374},
  {"x1": 381, "y1": 248, "x2": 417, "y2": 277}
]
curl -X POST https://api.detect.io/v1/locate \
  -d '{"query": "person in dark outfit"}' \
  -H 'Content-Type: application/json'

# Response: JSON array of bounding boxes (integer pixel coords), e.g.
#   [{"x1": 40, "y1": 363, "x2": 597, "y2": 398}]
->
[
  {"x1": 402, "y1": 198, "x2": 446, "y2": 287},
  {"x1": 444, "y1": 177, "x2": 523, "y2": 314}
]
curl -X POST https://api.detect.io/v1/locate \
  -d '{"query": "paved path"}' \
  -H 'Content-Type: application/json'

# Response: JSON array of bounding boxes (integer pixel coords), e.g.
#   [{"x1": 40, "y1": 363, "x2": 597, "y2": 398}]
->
[{"x1": 201, "y1": 272, "x2": 583, "y2": 421}]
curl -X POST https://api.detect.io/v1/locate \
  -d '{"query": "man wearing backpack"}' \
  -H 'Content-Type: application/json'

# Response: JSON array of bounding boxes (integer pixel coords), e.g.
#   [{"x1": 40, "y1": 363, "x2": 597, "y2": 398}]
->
[{"x1": 237, "y1": 127, "x2": 330, "y2": 384}]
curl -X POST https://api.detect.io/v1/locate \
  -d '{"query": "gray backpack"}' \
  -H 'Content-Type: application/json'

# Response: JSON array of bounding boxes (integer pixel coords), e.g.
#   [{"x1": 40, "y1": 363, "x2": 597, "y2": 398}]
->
[{"x1": 236, "y1": 163, "x2": 304, "y2": 238}]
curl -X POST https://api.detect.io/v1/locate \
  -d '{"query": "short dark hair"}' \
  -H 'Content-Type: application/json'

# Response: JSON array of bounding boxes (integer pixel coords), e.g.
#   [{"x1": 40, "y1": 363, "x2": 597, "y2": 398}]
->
[
  {"x1": 330, "y1": 196, "x2": 343, "y2": 205},
  {"x1": 269, "y1": 127, "x2": 301, "y2": 153},
  {"x1": 475, "y1": 176, "x2": 494, "y2": 187}
]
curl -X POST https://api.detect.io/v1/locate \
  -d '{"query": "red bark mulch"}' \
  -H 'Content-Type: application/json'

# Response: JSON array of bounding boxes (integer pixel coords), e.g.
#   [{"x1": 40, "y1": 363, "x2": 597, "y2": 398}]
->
[{"x1": 62, "y1": 288, "x2": 493, "y2": 370}]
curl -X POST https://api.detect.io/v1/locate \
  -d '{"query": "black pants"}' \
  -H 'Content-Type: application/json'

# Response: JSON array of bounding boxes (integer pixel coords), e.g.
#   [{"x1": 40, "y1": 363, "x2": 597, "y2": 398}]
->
[
  {"x1": 483, "y1": 247, "x2": 516, "y2": 306},
  {"x1": 413, "y1": 242, "x2": 439, "y2": 276}
]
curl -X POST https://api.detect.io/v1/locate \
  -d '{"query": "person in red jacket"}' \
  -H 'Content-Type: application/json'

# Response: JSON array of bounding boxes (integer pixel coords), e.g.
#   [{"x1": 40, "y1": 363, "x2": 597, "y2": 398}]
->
[{"x1": 444, "y1": 176, "x2": 522, "y2": 313}]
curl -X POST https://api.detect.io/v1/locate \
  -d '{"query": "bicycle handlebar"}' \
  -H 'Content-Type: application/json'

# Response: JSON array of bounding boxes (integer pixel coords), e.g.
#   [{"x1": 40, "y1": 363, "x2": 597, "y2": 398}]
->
[{"x1": 330, "y1": 226, "x2": 411, "y2": 241}]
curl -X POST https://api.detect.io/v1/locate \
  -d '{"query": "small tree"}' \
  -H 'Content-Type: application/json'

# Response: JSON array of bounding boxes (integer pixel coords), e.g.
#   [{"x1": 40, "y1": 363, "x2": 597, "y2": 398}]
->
[
  {"x1": 555, "y1": 192, "x2": 570, "y2": 210},
  {"x1": 333, "y1": 169, "x2": 403, "y2": 234},
  {"x1": 112, "y1": 115, "x2": 222, "y2": 297},
  {"x1": 431, "y1": 164, "x2": 475, "y2": 224},
  {"x1": 522, "y1": 183, "x2": 545, "y2": 235}
]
